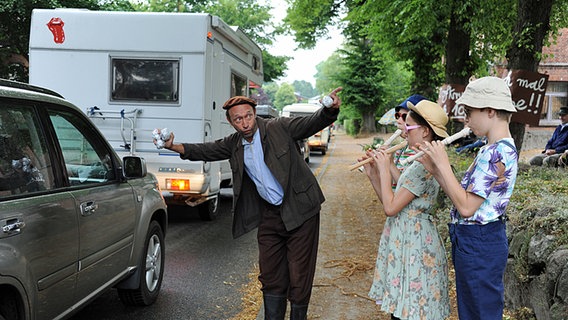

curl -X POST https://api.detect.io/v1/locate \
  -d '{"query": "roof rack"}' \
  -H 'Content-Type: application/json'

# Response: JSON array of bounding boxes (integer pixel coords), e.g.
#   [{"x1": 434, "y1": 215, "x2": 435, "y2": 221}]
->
[{"x1": 0, "y1": 79, "x2": 64, "y2": 98}]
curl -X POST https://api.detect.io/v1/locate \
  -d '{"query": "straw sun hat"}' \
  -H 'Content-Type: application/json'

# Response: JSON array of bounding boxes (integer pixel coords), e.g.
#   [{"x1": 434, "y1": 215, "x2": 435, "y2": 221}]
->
[{"x1": 406, "y1": 100, "x2": 449, "y2": 138}]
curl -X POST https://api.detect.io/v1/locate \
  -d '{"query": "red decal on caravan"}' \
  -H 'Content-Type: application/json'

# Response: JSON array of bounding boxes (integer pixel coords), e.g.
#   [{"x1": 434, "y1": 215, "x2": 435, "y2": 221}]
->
[{"x1": 47, "y1": 17, "x2": 65, "y2": 44}]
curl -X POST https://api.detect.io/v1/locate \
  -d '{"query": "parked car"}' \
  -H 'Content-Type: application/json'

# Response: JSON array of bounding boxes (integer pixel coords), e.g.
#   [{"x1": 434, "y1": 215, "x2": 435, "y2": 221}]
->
[
  {"x1": 255, "y1": 104, "x2": 280, "y2": 119},
  {"x1": 0, "y1": 79, "x2": 168, "y2": 320},
  {"x1": 307, "y1": 126, "x2": 331, "y2": 155}
]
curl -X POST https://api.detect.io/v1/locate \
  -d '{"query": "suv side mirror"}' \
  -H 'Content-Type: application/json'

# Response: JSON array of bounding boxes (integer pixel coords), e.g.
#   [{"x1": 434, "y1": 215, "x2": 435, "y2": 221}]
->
[{"x1": 123, "y1": 156, "x2": 147, "y2": 178}]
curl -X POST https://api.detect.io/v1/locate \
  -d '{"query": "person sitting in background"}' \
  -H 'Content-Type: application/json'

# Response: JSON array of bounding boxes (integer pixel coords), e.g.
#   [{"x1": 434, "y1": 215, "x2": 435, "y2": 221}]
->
[{"x1": 529, "y1": 107, "x2": 568, "y2": 167}]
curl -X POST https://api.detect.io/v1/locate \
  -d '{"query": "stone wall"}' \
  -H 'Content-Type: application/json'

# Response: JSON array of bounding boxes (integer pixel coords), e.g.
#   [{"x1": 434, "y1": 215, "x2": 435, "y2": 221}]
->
[
  {"x1": 522, "y1": 128, "x2": 554, "y2": 150},
  {"x1": 505, "y1": 219, "x2": 568, "y2": 319}
]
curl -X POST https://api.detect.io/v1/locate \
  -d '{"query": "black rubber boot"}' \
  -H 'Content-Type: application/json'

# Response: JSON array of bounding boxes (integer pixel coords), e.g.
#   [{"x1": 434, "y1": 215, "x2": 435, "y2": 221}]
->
[
  {"x1": 290, "y1": 304, "x2": 308, "y2": 320},
  {"x1": 263, "y1": 294, "x2": 287, "y2": 320}
]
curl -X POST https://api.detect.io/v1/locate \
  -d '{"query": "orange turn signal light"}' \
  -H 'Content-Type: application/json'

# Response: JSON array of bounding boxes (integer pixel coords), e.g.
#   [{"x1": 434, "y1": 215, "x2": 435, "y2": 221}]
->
[{"x1": 166, "y1": 178, "x2": 190, "y2": 191}]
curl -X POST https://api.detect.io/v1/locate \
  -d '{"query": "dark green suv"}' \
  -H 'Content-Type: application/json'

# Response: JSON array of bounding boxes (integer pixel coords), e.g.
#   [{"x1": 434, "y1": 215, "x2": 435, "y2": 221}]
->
[{"x1": 0, "y1": 80, "x2": 168, "y2": 320}]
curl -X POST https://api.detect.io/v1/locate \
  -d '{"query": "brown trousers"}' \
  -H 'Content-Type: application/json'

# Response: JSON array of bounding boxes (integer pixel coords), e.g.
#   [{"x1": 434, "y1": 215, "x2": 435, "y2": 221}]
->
[{"x1": 257, "y1": 200, "x2": 320, "y2": 305}]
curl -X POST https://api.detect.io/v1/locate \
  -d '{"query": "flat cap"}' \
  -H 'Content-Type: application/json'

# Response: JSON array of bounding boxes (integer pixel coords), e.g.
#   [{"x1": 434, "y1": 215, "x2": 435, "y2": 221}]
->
[{"x1": 222, "y1": 96, "x2": 257, "y2": 110}]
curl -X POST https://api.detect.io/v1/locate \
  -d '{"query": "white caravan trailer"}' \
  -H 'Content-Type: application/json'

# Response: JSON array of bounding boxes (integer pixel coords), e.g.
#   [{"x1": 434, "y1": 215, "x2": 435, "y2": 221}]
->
[{"x1": 29, "y1": 9, "x2": 263, "y2": 220}]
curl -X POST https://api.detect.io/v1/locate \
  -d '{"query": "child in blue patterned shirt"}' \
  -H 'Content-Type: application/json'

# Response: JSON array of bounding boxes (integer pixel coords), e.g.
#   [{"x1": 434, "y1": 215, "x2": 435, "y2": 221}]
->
[{"x1": 418, "y1": 76, "x2": 519, "y2": 320}]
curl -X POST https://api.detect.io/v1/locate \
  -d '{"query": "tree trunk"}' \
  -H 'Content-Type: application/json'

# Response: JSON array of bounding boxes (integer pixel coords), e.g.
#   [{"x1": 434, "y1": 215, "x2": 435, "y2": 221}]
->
[
  {"x1": 359, "y1": 110, "x2": 377, "y2": 135},
  {"x1": 506, "y1": 0, "x2": 554, "y2": 152},
  {"x1": 445, "y1": 2, "x2": 474, "y2": 85},
  {"x1": 411, "y1": 30, "x2": 446, "y2": 98}
]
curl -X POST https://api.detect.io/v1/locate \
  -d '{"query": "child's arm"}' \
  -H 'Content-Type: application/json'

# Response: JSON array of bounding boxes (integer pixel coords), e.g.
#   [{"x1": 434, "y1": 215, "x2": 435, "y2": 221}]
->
[
  {"x1": 417, "y1": 140, "x2": 484, "y2": 218},
  {"x1": 368, "y1": 150, "x2": 416, "y2": 217}
]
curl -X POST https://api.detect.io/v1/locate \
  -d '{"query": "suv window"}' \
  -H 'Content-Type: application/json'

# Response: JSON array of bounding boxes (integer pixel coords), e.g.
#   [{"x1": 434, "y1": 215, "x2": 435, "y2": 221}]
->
[
  {"x1": 49, "y1": 109, "x2": 116, "y2": 185},
  {"x1": 0, "y1": 103, "x2": 54, "y2": 197}
]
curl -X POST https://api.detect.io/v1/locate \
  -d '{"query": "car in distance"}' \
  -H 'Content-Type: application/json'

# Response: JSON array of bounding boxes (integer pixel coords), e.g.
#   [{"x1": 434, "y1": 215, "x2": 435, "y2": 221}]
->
[
  {"x1": 255, "y1": 104, "x2": 280, "y2": 119},
  {"x1": 307, "y1": 125, "x2": 331, "y2": 155},
  {"x1": 0, "y1": 79, "x2": 168, "y2": 320}
]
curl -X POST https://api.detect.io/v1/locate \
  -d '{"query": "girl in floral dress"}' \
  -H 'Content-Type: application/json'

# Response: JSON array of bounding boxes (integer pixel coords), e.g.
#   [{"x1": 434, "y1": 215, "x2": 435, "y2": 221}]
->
[{"x1": 361, "y1": 100, "x2": 451, "y2": 320}]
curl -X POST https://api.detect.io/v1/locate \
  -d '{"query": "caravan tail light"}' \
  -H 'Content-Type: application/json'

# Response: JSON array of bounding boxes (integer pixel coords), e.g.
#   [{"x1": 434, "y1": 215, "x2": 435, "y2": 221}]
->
[{"x1": 166, "y1": 178, "x2": 190, "y2": 191}]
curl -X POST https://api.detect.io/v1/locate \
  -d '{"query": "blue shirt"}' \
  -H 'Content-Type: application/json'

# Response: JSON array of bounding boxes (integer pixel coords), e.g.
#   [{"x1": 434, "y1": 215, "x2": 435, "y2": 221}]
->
[
  {"x1": 451, "y1": 138, "x2": 518, "y2": 224},
  {"x1": 242, "y1": 129, "x2": 284, "y2": 205},
  {"x1": 545, "y1": 124, "x2": 568, "y2": 154}
]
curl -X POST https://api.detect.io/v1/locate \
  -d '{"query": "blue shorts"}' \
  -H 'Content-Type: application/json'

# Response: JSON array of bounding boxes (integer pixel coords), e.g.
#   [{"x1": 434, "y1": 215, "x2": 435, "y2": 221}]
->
[{"x1": 448, "y1": 221, "x2": 508, "y2": 320}]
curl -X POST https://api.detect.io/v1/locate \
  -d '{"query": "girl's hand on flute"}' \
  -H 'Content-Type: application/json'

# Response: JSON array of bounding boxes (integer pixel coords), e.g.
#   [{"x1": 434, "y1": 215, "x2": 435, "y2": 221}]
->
[
  {"x1": 376, "y1": 145, "x2": 395, "y2": 160},
  {"x1": 364, "y1": 149, "x2": 391, "y2": 172},
  {"x1": 358, "y1": 154, "x2": 375, "y2": 176},
  {"x1": 416, "y1": 140, "x2": 450, "y2": 173}
]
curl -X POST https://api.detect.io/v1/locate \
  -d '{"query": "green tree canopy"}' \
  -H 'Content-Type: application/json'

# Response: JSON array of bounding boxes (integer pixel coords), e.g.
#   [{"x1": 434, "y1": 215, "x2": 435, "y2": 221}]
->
[
  {"x1": 292, "y1": 80, "x2": 318, "y2": 98},
  {"x1": 314, "y1": 52, "x2": 345, "y2": 97},
  {"x1": 261, "y1": 81, "x2": 279, "y2": 105},
  {"x1": 273, "y1": 82, "x2": 297, "y2": 110}
]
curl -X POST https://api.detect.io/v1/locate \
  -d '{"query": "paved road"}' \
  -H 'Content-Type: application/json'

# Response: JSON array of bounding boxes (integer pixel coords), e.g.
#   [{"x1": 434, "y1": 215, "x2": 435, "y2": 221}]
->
[{"x1": 70, "y1": 152, "x2": 326, "y2": 320}]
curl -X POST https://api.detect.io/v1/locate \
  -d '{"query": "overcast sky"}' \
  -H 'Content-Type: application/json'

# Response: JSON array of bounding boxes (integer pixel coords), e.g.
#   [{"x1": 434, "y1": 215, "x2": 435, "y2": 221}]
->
[{"x1": 267, "y1": 1, "x2": 344, "y2": 86}]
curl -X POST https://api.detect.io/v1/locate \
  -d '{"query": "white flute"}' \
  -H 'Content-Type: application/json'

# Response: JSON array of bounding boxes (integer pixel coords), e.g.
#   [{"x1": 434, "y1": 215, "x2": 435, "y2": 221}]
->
[
  {"x1": 349, "y1": 129, "x2": 406, "y2": 170},
  {"x1": 399, "y1": 127, "x2": 472, "y2": 165},
  {"x1": 349, "y1": 141, "x2": 408, "y2": 171},
  {"x1": 382, "y1": 129, "x2": 402, "y2": 147}
]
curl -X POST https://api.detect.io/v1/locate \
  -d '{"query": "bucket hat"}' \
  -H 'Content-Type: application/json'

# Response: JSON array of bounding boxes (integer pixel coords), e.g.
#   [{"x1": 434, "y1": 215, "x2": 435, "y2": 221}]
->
[
  {"x1": 407, "y1": 100, "x2": 449, "y2": 138},
  {"x1": 455, "y1": 76, "x2": 516, "y2": 112},
  {"x1": 395, "y1": 94, "x2": 427, "y2": 112}
]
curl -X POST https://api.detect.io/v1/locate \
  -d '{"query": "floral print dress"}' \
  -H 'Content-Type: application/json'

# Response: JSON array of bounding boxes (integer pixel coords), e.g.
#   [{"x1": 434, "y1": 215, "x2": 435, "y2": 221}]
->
[{"x1": 368, "y1": 161, "x2": 450, "y2": 320}]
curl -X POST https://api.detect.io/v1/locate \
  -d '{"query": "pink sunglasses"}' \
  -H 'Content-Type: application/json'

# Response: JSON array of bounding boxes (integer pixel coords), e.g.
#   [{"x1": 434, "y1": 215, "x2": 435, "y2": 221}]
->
[{"x1": 404, "y1": 124, "x2": 422, "y2": 132}]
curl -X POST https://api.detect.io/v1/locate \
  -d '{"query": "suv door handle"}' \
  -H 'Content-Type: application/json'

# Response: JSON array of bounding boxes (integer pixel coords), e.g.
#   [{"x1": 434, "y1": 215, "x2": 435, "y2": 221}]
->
[
  {"x1": 1, "y1": 216, "x2": 25, "y2": 237},
  {"x1": 80, "y1": 201, "x2": 98, "y2": 216}
]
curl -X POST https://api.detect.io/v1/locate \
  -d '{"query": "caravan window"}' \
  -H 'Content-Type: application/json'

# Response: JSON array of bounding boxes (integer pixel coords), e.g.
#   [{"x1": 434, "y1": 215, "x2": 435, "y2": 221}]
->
[
  {"x1": 111, "y1": 58, "x2": 179, "y2": 103},
  {"x1": 252, "y1": 55, "x2": 261, "y2": 72},
  {"x1": 231, "y1": 72, "x2": 247, "y2": 97}
]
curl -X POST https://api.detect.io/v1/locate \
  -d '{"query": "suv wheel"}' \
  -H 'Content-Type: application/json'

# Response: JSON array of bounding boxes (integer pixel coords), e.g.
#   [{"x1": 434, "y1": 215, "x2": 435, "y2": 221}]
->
[
  {"x1": 198, "y1": 196, "x2": 219, "y2": 221},
  {"x1": 118, "y1": 221, "x2": 164, "y2": 306}
]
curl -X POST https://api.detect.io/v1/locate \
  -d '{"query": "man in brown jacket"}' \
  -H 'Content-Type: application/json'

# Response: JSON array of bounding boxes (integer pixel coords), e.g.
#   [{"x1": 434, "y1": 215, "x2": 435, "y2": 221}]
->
[{"x1": 159, "y1": 87, "x2": 342, "y2": 320}]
